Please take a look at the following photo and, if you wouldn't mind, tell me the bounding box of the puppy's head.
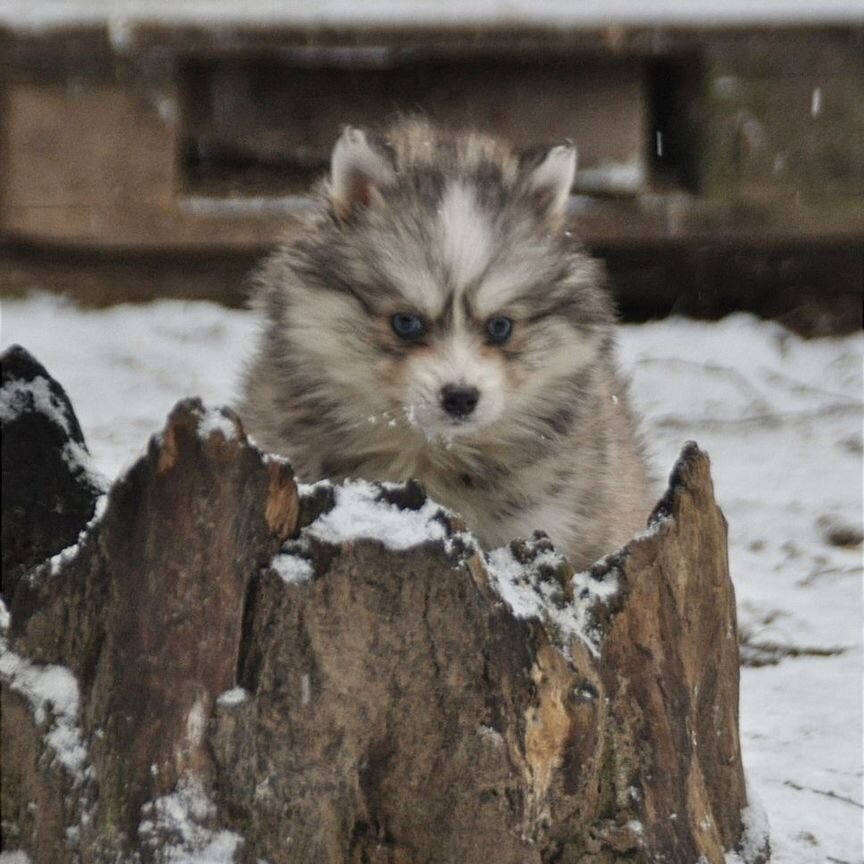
[271,122,614,447]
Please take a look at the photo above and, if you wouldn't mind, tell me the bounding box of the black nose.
[440,385,480,419]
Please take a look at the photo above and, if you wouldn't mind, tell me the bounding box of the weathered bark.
[1,351,769,864]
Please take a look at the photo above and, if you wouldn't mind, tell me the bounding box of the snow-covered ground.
[1,293,861,864]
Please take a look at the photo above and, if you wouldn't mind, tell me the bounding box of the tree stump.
[0,345,769,864]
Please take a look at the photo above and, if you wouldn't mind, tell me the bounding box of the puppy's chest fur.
[317,434,573,556]
[281,380,648,571]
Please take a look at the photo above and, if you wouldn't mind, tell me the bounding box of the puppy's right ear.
[330,127,396,221]
[518,142,577,225]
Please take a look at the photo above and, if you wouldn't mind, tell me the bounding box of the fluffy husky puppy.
[239,120,652,568]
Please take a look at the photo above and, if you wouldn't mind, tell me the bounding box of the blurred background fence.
[1,2,862,334]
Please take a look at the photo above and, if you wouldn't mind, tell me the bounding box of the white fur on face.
[376,240,443,314]
[400,331,505,441]
[397,181,500,436]
[438,182,494,290]
[470,256,544,319]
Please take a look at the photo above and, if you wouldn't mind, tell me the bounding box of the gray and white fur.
[239,120,653,569]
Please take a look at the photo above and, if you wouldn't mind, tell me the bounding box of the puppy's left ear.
[330,127,396,221]
[519,142,577,223]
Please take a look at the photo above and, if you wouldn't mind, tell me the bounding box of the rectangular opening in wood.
[178,52,648,199]
[647,56,703,194]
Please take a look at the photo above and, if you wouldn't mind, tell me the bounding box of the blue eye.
[391,313,426,340]
[486,316,514,344]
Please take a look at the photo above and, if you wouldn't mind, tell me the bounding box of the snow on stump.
[0,350,769,864]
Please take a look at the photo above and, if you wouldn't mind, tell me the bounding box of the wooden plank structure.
[0,6,862,329]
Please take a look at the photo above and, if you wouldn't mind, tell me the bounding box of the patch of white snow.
[0,370,108,492]
[305,480,448,549]
[0,606,88,781]
[270,551,315,585]
[724,784,771,863]
[0,852,34,864]
[0,374,69,429]
[216,687,249,708]
[47,492,108,577]
[486,545,618,656]
[196,406,238,442]
[138,776,244,864]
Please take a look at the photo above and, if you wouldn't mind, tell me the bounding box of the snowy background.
[1,294,861,863]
